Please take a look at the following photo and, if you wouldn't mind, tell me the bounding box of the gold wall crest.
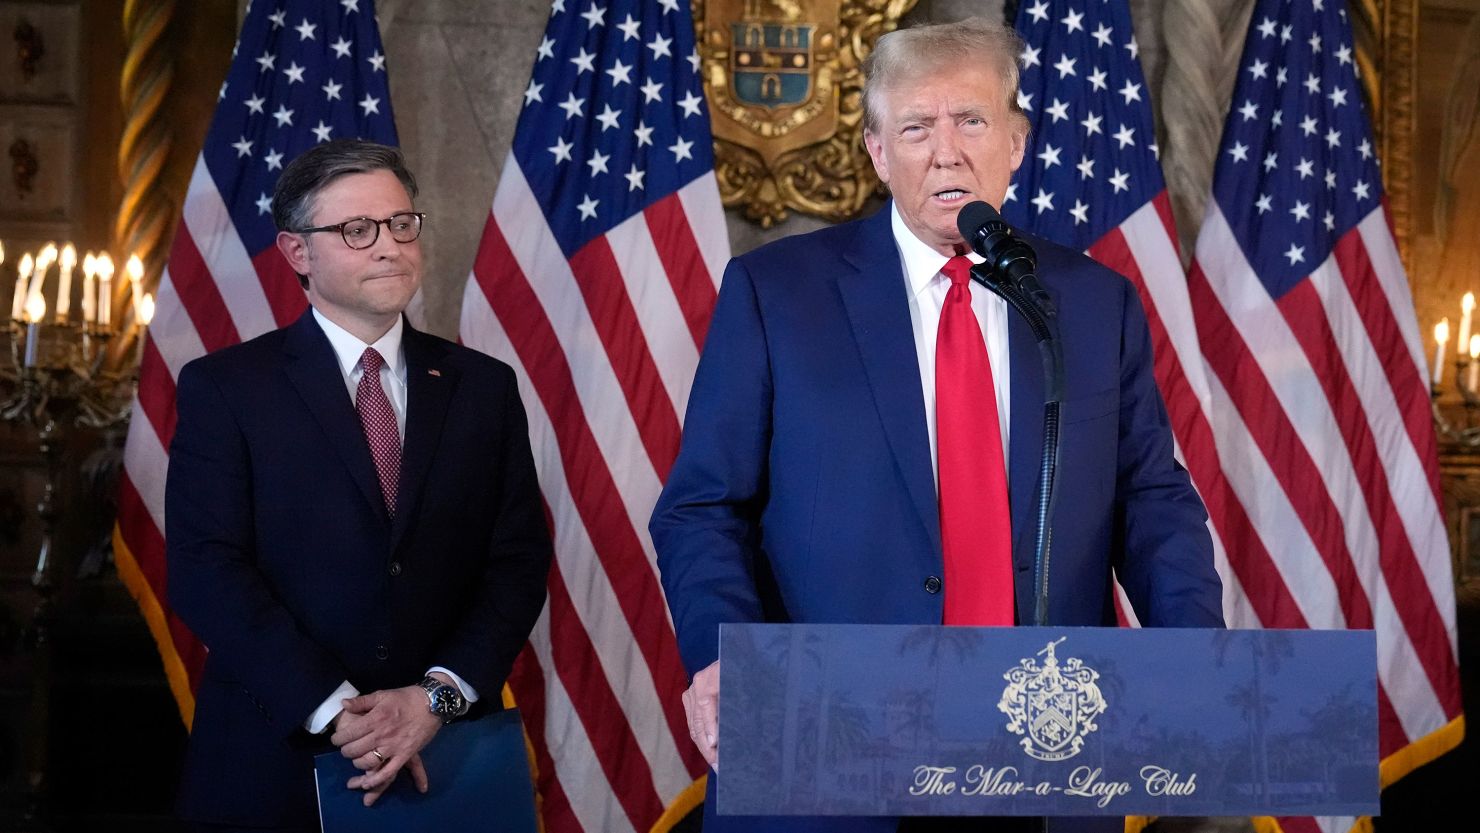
[697,0,919,227]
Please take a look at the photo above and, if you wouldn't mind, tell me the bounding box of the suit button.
[388,561,402,576]
[924,576,942,594]
[375,645,389,660]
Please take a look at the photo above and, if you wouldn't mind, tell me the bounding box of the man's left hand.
[332,684,442,806]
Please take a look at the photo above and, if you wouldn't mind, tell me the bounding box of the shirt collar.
[889,201,983,298]
[312,307,406,383]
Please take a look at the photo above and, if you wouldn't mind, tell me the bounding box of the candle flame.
[25,295,45,324]
[83,252,96,276]
[1436,319,1451,343]
[139,293,156,326]
[0,241,5,264]
[1469,335,1478,360]
[1465,293,1475,313]
[60,244,76,270]
[18,253,33,278]
[96,254,115,279]
[126,253,144,282]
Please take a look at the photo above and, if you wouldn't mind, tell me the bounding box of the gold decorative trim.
[698,0,918,228]
[1354,0,1417,274]
[115,0,175,325]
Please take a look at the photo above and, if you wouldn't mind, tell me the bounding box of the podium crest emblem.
[998,637,1107,762]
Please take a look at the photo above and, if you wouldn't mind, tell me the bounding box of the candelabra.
[1430,293,1480,448]
[0,240,147,826]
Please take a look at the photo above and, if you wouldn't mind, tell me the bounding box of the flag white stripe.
[460,285,695,802]
[1313,250,1455,621]
[1356,210,1429,384]
[148,269,208,381]
[181,158,279,339]
[122,401,170,534]
[1121,203,1216,409]
[675,175,728,291]
[490,159,666,571]
[607,213,701,417]
[524,608,638,833]
[1197,206,1445,741]
[1201,365,1338,628]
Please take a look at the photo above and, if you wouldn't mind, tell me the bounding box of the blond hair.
[862,16,1028,135]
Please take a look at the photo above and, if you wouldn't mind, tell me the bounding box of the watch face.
[431,685,464,716]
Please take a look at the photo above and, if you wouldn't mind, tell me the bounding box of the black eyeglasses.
[294,212,426,250]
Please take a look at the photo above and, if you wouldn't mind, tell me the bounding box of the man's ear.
[276,230,312,277]
[864,129,890,186]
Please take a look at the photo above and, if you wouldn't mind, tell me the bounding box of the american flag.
[1189,1,1462,829]
[114,0,399,725]
[1005,0,1227,630]
[457,0,725,830]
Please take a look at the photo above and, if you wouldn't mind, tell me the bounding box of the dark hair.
[271,139,419,288]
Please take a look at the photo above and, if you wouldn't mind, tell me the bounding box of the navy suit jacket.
[166,310,550,827]
[650,204,1222,833]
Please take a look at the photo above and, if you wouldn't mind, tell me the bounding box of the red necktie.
[935,256,1014,625]
[357,347,401,515]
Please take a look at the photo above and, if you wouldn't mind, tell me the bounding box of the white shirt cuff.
[305,680,360,734]
[428,666,479,702]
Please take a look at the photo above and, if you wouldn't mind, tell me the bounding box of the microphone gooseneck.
[954,201,1063,628]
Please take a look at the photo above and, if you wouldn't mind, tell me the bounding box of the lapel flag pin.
[428,368,442,377]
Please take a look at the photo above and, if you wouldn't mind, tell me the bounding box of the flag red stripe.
[117,474,207,687]
[168,230,242,353]
[135,336,180,451]
[251,247,309,328]
[643,193,718,349]
[474,214,702,775]
[1331,232,1444,506]
[1276,281,1460,710]
[567,237,682,482]
[547,560,666,828]
[507,649,586,833]
[1187,264,1372,629]
[1089,231,1305,627]
[1377,683,1408,758]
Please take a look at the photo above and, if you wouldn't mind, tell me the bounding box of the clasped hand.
[331,684,442,806]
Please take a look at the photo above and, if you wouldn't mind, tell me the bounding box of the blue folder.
[315,708,538,832]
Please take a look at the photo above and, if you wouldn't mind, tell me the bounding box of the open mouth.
[933,189,970,203]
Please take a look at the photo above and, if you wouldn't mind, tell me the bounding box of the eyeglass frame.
[291,211,428,250]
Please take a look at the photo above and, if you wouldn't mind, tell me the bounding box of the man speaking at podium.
[651,16,1224,833]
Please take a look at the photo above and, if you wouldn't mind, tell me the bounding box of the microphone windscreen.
[955,200,999,241]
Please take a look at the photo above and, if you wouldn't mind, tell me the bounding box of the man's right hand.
[681,661,720,771]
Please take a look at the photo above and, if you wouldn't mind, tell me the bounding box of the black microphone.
[955,201,1054,317]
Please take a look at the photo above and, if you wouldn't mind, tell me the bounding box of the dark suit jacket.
[650,204,1223,833]
[167,310,550,826]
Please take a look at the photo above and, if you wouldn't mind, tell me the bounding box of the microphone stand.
[968,263,1063,627]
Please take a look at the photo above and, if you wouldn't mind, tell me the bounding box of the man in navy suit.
[167,140,550,831]
[650,17,1223,833]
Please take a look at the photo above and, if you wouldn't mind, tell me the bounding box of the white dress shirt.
[892,204,1012,488]
[304,308,479,734]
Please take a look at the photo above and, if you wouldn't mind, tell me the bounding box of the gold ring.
[371,748,386,763]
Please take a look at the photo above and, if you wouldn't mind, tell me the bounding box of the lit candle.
[12,252,33,321]
[1468,335,1479,391]
[81,253,96,325]
[96,254,114,329]
[56,243,76,323]
[27,242,56,312]
[135,292,155,366]
[1460,294,1475,364]
[23,295,45,368]
[1435,318,1450,386]
[126,254,145,320]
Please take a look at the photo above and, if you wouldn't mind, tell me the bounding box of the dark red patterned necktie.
[356,347,401,515]
[935,256,1013,625]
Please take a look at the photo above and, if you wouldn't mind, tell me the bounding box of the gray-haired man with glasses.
[167,139,550,831]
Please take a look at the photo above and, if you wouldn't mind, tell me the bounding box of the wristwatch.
[418,675,470,723]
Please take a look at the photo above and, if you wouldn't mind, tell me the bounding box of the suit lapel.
[391,324,456,551]
[836,206,942,561]
[282,311,387,522]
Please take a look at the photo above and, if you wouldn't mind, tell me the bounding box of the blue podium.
[718,624,1378,818]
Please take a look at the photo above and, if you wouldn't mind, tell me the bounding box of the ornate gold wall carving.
[698,0,917,227]
[115,0,175,317]
[1352,0,1418,272]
